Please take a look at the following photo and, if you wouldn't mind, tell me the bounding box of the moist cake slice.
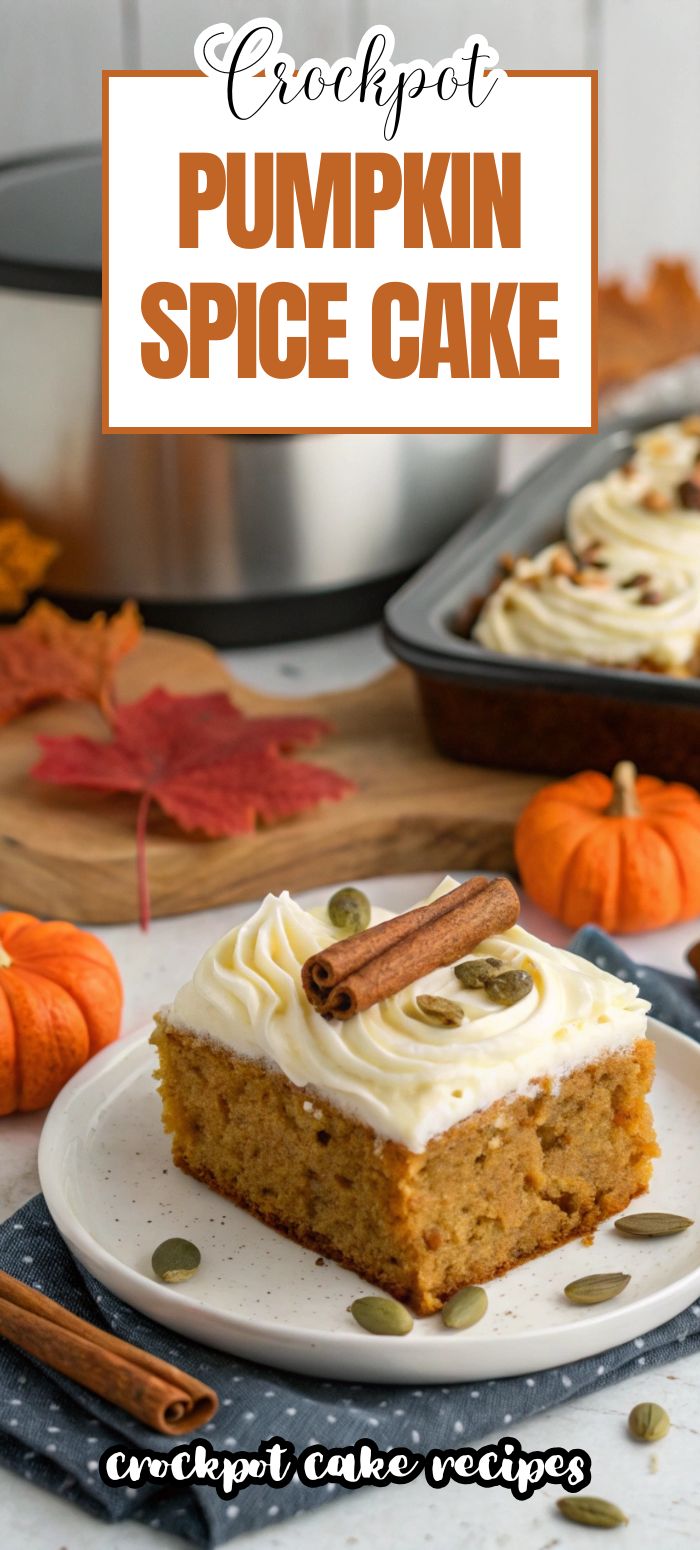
[151,876,658,1316]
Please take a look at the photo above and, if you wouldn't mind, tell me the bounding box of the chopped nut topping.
[572,568,610,588]
[498,551,516,574]
[679,476,700,511]
[645,434,673,459]
[619,460,636,478]
[550,548,577,578]
[453,594,485,637]
[639,588,664,606]
[578,541,607,567]
[621,572,652,589]
[641,488,671,512]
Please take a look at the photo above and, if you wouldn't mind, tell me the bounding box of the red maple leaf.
[32,688,355,927]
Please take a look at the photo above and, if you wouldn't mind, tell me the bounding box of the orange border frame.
[102,68,598,436]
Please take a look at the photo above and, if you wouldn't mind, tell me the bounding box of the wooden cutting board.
[0,629,544,923]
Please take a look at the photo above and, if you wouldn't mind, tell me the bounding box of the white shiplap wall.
[1,0,699,277]
[354,0,590,67]
[135,1,356,66]
[599,0,700,276]
[0,0,124,155]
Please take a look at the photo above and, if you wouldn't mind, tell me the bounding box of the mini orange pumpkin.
[0,913,122,1115]
[514,760,700,933]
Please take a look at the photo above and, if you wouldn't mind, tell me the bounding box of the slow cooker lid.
[0,148,101,297]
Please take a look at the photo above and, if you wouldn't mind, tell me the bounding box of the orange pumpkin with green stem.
[515,760,700,933]
[0,914,122,1115]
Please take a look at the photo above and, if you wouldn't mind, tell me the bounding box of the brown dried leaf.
[599,260,700,391]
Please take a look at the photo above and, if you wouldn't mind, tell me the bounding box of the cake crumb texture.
[151,1018,658,1315]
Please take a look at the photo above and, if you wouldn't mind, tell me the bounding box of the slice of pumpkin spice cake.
[151,875,658,1315]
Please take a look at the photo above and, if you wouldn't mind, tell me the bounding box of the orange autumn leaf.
[599,259,700,392]
[0,518,60,613]
[21,599,142,697]
[0,600,142,726]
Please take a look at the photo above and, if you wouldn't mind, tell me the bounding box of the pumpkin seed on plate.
[413,994,464,1028]
[454,957,503,989]
[615,1211,693,1238]
[349,1296,413,1336]
[441,1285,488,1330]
[485,969,534,1006]
[328,887,371,935]
[564,1272,630,1306]
[151,1237,201,1284]
[628,1402,670,1442]
[557,1496,628,1529]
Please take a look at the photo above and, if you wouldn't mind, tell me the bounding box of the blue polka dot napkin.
[0,929,699,1546]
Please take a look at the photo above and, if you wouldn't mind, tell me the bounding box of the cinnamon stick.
[303,876,520,1020]
[303,877,491,1001]
[0,1270,217,1435]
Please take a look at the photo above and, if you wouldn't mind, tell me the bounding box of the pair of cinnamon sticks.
[303,875,520,1019]
[0,1269,217,1435]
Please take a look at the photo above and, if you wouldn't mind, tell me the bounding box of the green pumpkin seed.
[413,994,464,1028]
[628,1401,670,1442]
[564,1272,630,1305]
[557,1496,628,1528]
[328,887,371,935]
[485,969,534,1006]
[454,957,503,989]
[615,1211,693,1238]
[151,1237,201,1284]
[349,1296,413,1336]
[441,1285,488,1330]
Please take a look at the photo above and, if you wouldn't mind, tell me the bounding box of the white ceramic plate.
[39,906,700,1385]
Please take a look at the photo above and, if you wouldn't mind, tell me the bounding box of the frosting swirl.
[568,420,700,573]
[167,879,649,1151]
[473,542,700,671]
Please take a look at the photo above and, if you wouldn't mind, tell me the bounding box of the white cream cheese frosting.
[166,879,649,1152]
[473,542,700,671]
[567,419,700,574]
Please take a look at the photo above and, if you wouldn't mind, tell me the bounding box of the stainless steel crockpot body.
[0,148,500,644]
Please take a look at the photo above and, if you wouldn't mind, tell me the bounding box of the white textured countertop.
[2,431,699,1546]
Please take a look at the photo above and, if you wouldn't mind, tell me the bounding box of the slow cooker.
[0,147,500,644]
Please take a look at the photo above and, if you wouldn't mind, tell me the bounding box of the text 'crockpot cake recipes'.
[104,18,596,433]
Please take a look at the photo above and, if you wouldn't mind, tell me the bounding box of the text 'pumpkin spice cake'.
[151,876,658,1315]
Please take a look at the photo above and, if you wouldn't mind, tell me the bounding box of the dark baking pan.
[384,405,700,782]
